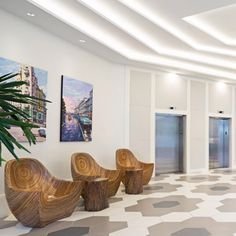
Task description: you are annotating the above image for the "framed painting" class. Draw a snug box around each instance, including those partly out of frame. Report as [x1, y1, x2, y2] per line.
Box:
[60, 75, 93, 142]
[0, 56, 48, 142]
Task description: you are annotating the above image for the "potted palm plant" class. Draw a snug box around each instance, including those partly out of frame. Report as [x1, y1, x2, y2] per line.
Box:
[0, 73, 50, 166]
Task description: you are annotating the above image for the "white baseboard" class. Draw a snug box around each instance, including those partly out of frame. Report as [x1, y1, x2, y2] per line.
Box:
[0, 194, 10, 218]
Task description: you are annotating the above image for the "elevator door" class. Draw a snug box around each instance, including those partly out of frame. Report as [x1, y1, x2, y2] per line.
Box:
[209, 118, 230, 169]
[155, 115, 184, 174]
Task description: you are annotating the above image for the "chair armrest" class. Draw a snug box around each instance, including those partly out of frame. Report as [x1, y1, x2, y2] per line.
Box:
[51, 177, 84, 196]
[102, 168, 122, 181]
[116, 163, 136, 170]
[139, 161, 154, 169]
[139, 162, 154, 185]
[72, 174, 100, 182]
[102, 168, 117, 175]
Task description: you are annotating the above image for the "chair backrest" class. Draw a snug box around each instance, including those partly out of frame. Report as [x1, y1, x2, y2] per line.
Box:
[71, 153, 101, 176]
[116, 149, 140, 168]
[5, 158, 51, 191]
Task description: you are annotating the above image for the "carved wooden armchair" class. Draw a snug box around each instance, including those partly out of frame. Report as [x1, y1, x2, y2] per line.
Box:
[5, 158, 84, 228]
[116, 149, 154, 185]
[71, 153, 122, 197]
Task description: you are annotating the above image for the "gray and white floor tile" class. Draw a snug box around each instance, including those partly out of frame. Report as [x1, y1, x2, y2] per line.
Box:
[2, 170, 236, 235]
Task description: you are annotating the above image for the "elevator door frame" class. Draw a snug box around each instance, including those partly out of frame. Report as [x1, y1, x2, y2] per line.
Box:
[155, 114, 186, 175]
[209, 117, 231, 170]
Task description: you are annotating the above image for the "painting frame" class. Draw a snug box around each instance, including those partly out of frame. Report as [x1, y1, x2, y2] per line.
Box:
[60, 75, 93, 142]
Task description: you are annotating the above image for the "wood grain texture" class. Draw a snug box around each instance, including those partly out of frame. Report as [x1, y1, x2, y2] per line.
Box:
[71, 153, 122, 197]
[116, 149, 154, 185]
[125, 169, 143, 194]
[4, 158, 84, 228]
[84, 177, 109, 211]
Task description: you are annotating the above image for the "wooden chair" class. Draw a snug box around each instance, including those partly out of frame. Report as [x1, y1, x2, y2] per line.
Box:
[5, 158, 84, 228]
[116, 149, 154, 185]
[71, 153, 122, 197]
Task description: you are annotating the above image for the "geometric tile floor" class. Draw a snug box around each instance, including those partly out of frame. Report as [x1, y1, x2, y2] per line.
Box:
[2, 169, 236, 235]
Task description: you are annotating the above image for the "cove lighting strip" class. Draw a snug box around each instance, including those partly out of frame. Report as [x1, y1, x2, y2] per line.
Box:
[27, 0, 236, 80]
[78, 0, 236, 70]
[118, 0, 236, 57]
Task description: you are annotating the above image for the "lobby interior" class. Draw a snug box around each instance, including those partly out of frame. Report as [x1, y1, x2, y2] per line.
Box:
[1, 0, 236, 235]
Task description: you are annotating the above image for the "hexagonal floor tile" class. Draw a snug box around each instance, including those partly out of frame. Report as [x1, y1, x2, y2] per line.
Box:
[121, 182, 182, 195]
[47, 227, 89, 236]
[171, 228, 210, 236]
[210, 186, 229, 191]
[148, 217, 236, 236]
[217, 198, 236, 212]
[192, 183, 236, 195]
[176, 175, 220, 183]
[153, 201, 180, 208]
[142, 183, 182, 195]
[125, 195, 202, 216]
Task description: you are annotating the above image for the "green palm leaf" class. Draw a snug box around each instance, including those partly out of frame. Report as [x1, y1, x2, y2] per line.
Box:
[0, 73, 51, 166]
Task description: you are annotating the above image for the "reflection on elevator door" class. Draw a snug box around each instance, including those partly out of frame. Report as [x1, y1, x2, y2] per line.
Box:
[155, 115, 184, 174]
[209, 118, 230, 169]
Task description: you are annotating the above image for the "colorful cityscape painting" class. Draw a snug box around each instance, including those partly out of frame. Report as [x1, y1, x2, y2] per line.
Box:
[0, 56, 48, 142]
[60, 76, 93, 142]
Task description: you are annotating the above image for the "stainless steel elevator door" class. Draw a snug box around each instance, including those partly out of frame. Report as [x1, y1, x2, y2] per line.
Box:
[155, 115, 184, 174]
[209, 118, 230, 169]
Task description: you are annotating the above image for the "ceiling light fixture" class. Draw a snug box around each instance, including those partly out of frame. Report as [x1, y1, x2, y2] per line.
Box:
[167, 72, 179, 82]
[216, 81, 226, 92]
[79, 39, 86, 43]
[27, 12, 35, 17]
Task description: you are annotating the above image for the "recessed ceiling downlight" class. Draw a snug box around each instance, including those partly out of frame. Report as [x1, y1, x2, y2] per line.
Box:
[79, 39, 86, 43]
[27, 12, 35, 17]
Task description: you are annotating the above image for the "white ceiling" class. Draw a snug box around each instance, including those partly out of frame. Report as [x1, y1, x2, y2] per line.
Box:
[1, 0, 236, 81]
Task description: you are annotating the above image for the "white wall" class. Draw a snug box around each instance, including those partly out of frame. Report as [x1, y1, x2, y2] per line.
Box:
[189, 80, 207, 171]
[0, 9, 127, 215]
[209, 82, 232, 115]
[155, 73, 187, 111]
[129, 70, 152, 162]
